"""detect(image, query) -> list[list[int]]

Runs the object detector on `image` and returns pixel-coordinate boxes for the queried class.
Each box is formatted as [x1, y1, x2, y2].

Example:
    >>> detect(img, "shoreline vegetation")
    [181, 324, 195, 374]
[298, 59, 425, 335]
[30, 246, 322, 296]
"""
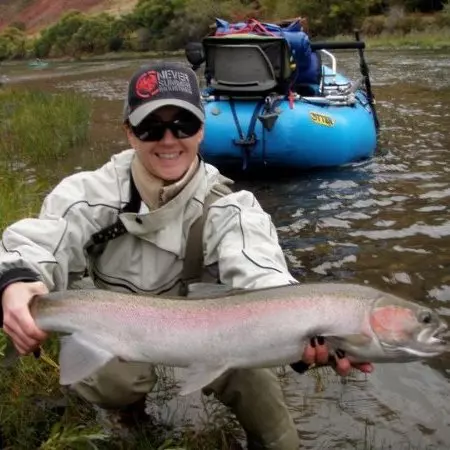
[0, 88, 92, 228]
[1, 28, 448, 74]
[336, 28, 450, 49]
[0, 88, 101, 449]
[0, 1, 449, 63]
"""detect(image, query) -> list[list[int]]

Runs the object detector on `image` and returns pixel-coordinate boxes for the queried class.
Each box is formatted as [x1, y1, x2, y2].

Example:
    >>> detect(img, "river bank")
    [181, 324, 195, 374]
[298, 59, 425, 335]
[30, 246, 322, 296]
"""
[23, 28, 450, 68]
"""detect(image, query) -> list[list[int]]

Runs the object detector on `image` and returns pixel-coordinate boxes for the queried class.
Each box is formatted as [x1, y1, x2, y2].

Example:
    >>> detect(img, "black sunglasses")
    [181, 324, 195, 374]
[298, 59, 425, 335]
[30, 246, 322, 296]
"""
[130, 111, 202, 142]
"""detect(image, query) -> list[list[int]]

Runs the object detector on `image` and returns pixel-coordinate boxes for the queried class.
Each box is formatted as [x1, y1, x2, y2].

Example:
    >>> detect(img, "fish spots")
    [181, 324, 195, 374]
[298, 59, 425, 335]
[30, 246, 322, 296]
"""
[101, 298, 305, 332]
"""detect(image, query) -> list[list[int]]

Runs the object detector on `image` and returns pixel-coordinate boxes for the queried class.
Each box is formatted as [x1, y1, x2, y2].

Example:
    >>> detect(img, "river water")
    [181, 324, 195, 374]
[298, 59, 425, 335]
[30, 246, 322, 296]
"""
[1, 49, 450, 449]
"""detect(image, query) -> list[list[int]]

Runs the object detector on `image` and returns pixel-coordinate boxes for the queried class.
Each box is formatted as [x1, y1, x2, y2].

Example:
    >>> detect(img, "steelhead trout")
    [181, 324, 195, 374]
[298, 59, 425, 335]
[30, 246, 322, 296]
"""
[28, 283, 449, 395]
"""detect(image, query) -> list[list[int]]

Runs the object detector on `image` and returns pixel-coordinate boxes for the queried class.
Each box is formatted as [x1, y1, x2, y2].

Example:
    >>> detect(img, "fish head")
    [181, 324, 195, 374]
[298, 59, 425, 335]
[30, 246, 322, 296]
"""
[368, 294, 449, 361]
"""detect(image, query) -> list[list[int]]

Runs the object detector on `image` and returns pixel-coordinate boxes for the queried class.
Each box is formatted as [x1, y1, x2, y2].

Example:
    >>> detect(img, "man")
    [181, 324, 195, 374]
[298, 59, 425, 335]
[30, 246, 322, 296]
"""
[0, 61, 371, 449]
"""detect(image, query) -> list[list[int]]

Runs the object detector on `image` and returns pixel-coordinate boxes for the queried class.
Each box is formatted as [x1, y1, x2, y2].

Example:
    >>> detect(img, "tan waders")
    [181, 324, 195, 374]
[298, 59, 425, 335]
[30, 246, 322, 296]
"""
[72, 359, 300, 449]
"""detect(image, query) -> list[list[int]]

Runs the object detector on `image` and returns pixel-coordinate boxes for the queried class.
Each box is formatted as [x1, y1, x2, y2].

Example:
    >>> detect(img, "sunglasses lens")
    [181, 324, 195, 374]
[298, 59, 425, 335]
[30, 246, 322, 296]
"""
[132, 122, 165, 141]
[131, 111, 202, 142]
[173, 115, 202, 139]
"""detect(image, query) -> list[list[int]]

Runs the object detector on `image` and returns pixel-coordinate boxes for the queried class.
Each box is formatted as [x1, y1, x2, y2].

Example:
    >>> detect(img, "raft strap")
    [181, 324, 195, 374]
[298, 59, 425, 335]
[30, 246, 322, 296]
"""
[229, 97, 265, 170]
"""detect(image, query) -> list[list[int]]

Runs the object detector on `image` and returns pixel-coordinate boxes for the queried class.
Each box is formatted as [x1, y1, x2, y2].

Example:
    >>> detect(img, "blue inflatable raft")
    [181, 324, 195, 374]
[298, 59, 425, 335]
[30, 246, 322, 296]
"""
[185, 18, 379, 172]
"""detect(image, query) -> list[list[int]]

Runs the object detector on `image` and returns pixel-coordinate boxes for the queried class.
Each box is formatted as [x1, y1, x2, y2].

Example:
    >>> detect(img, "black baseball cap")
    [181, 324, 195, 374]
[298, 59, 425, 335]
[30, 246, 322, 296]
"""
[124, 61, 205, 126]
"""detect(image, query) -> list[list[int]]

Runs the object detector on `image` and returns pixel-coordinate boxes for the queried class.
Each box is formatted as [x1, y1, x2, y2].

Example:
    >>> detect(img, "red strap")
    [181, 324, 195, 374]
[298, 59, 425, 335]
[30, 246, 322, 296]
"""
[288, 90, 295, 109]
[248, 18, 277, 37]
[215, 18, 276, 37]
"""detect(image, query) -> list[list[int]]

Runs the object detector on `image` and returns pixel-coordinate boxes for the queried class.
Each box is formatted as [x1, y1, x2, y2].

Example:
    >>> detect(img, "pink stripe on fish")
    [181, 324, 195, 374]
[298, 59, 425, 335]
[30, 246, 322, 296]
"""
[93, 298, 314, 329]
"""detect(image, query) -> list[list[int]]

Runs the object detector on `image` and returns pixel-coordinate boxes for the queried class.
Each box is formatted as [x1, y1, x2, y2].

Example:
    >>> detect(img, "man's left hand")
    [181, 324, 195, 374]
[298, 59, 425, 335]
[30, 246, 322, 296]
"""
[291, 336, 373, 376]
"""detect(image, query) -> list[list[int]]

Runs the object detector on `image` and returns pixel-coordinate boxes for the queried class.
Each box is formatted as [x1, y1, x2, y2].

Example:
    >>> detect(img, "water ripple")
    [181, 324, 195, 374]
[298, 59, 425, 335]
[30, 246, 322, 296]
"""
[350, 222, 450, 240]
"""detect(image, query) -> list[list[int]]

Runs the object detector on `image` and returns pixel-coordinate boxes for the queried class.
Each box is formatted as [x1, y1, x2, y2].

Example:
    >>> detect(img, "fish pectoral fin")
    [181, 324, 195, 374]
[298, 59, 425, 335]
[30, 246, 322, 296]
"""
[59, 333, 115, 385]
[179, 363, 230, 396]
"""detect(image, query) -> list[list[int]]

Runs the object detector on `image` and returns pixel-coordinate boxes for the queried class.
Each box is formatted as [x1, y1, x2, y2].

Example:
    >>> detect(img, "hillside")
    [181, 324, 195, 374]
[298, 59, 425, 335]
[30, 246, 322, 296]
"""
[0, 0, 138, 33]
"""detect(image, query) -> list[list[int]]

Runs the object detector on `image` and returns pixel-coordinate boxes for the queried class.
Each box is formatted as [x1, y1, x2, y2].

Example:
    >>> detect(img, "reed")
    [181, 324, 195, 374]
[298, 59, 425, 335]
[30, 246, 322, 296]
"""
[334, 27, 450, 49]
[368, 28, 450, 49]
[0, 88, 92, 167]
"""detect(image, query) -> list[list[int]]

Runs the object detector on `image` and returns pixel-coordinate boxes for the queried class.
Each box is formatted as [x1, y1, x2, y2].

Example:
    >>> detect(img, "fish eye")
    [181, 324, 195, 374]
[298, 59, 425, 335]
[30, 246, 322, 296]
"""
[418, 310, 432, 324]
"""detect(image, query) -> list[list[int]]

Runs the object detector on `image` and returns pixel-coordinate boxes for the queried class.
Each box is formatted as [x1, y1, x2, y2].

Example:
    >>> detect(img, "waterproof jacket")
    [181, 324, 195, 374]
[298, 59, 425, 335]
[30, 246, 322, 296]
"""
[0, 149, 296, 324]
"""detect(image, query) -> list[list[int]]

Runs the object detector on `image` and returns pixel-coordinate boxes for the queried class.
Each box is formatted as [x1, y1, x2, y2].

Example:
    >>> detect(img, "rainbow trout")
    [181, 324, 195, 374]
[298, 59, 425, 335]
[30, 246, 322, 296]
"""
[28, 283, 448, 395]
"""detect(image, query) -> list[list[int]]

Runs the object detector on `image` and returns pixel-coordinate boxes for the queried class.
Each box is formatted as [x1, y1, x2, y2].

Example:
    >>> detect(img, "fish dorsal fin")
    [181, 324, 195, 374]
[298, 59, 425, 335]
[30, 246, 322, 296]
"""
[186, 282, 242, 299]
[59, 333, 115, 385]
[179, 363, 230, 395]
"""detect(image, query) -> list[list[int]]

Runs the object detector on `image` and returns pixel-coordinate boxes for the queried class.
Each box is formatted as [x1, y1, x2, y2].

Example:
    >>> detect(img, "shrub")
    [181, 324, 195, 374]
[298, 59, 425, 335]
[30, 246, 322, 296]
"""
[362, 15, 386, 35]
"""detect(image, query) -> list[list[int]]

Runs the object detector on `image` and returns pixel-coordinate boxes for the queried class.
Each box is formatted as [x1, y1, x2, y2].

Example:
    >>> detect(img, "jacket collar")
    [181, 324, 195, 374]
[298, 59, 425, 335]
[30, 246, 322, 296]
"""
[119, 156, 209, 255]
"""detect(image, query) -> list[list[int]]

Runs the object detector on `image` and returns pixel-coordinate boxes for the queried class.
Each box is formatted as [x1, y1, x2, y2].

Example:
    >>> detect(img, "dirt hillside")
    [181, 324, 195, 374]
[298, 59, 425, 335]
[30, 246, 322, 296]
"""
[0, 0, 138, 33]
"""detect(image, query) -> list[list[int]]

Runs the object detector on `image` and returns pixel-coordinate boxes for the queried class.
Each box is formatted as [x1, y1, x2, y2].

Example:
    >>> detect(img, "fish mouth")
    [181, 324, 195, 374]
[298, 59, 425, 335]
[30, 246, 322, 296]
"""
[417, 322, 449, 353]
[429, 323, 449, 346]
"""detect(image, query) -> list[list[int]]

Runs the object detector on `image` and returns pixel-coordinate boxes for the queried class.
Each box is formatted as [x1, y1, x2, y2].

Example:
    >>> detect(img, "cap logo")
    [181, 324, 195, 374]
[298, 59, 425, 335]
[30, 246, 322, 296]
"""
[135, 69, 193, 99]
[135, 70, 160, 98]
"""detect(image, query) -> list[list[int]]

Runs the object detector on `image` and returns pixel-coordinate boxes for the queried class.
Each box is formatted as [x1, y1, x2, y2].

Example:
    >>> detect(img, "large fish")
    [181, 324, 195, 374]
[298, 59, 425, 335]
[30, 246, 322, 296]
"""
[26, 283, 448, 395]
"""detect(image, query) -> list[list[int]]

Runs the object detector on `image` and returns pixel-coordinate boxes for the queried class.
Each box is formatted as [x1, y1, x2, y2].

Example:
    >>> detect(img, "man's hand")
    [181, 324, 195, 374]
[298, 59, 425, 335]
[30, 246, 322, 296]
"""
[292, 336, 373, 376]
[2, 281, 49, 355]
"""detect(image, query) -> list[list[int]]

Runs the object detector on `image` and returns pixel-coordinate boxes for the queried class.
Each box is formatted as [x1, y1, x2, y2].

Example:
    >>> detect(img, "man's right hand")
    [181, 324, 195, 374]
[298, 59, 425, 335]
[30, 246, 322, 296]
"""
[2, 281, 49, 355]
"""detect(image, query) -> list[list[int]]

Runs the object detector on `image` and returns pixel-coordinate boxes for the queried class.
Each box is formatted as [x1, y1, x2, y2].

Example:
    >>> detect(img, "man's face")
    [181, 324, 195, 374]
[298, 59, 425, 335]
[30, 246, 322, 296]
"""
[126, 105, 203, 181]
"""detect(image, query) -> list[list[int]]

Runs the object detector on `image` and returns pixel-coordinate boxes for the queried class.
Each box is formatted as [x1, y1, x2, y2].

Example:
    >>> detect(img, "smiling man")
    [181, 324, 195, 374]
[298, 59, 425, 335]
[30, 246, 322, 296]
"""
[123, 63, 205, 184]
[0, 61, 371, 449]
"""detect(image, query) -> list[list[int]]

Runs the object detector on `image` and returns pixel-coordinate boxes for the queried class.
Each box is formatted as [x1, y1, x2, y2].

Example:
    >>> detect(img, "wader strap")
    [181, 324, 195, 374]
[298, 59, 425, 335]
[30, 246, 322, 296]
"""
[230, 98, 264, 170]
[229, 97, 245, 143]
[88, 176, 141, 249]
[179, 182, 233, 295]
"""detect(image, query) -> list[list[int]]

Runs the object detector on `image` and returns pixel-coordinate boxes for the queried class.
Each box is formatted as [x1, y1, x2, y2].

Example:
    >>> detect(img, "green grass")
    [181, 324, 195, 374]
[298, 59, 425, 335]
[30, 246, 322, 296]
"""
[0, 87, 92, 231]
[0, 168, 52, 231]
[0, 334, 104, 449]
[334, 27, 450, 49]
[366, 28, 450, 49]
[0, 88, 92, 168]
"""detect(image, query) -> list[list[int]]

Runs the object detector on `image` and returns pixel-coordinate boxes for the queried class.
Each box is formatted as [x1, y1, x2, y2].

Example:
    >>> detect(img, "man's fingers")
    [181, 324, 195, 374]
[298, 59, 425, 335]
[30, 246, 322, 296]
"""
[301, 339, 375, 377]
[30, 282, 49, 296]
[9, 331, 40, 355]
[27, 323, 47, 341]
[302, 337, 329, 366]
[334, 350, 352, 376]
[5, 329, 33, 355]
[302, 341, 316, 365]
[3, 320, 44, 355]
[10, 309, 47, 341]
[353, 362, 374, 373]
[14, 335, 41, 355]
[314, 336, 329, 365]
